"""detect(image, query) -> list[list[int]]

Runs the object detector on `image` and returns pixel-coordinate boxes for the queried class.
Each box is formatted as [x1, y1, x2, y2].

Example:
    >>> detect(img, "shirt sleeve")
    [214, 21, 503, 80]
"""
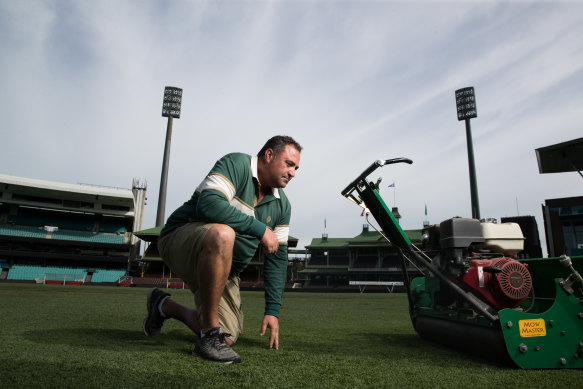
[195, 154, 266, 239]
[263, 243, 288, 317]
[263, 203, 291, 317]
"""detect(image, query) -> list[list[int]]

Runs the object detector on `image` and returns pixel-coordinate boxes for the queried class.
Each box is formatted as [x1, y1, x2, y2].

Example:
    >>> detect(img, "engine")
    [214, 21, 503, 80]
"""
[460, 258, 532, 310]
[422, 217, 531, 310]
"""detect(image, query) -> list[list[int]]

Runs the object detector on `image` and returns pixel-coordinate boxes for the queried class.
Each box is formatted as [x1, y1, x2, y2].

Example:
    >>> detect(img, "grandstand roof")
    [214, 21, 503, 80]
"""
[306, 226, 422, 249]
[0, 173, 136, 218]
[134, 226, 163, 242]
[0, 173, 133, 199]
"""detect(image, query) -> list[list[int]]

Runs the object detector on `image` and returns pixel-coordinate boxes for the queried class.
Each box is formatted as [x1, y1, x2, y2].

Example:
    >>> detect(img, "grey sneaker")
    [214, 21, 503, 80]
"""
[142, 288, 170, 336]
[193, 327, 242, 364]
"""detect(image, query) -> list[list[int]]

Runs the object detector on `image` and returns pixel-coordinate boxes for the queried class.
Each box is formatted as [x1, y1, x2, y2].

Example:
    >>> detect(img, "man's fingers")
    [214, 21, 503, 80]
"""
[262, 244, 278, 254]
[270, 331, 279, 349]
[261, 315, 279, 349]
[260, 227, 279, 254]
[268, 322, 279, 349]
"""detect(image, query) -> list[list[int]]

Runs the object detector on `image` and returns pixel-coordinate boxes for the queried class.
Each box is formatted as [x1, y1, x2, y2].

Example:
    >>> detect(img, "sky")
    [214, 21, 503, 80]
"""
[1, 0, 581, 254]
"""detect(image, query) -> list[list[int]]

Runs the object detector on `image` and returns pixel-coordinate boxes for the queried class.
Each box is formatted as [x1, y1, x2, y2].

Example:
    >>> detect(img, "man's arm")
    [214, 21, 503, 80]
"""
[195, 154, 266, 240]
[263, 242, 288, 317]
[197, 187, 266, 238]
[261, 240, 287, 348]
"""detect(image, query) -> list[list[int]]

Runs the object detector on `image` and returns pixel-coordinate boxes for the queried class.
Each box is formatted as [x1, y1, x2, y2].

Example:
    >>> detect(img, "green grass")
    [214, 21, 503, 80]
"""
[1, 283, 582, 388]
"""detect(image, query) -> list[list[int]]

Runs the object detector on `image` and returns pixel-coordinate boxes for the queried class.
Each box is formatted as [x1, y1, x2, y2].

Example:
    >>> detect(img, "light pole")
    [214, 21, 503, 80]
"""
[156, 86, 182, 227]
[455, 86, 480, 220]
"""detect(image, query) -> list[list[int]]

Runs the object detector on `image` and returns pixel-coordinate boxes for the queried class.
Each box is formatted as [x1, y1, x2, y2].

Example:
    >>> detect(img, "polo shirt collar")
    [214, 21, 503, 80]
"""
[251, 155, 280, 199]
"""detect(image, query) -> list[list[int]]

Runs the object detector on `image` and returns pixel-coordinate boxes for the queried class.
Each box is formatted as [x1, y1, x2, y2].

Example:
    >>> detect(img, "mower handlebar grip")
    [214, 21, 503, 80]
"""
[341, 158, 413, 197]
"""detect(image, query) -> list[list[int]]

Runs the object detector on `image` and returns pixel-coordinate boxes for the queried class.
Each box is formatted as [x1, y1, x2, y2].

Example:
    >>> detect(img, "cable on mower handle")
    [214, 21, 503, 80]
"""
[341, 158, 413, 199]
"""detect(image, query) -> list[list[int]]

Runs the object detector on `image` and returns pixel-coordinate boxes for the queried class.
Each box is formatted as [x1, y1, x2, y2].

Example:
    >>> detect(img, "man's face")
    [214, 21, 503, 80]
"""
[264, 145, 300, 188]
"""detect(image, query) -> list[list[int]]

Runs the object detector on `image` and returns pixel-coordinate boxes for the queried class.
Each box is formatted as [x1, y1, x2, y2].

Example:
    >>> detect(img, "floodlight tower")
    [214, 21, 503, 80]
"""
[455, 86, 480, 220]
[156, 86, 182, 227]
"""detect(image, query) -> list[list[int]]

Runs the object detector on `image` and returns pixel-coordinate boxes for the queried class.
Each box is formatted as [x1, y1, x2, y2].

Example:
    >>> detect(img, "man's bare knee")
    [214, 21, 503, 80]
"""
[203, 224, 235, 251]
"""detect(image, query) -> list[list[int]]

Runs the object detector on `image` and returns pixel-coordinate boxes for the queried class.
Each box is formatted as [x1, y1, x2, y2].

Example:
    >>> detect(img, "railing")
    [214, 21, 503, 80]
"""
[349, 280, 404, 293]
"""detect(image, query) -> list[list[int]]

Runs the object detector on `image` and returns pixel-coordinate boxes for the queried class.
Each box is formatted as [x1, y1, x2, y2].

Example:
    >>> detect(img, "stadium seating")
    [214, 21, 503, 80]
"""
[52, 230, 126, 244]
[90, 269, 126, 283]
[0, 225, 125, 244]
[0, 224, 126, 244]
[1, 174, 143, 279]
[5, 264, 129, 283]
[6, 264, 88, 281]
[0, 225, 47, 239]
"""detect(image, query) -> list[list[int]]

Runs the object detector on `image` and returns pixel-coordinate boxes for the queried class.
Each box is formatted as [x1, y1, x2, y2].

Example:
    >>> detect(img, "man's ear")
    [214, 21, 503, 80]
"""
[264, 148, 275, 162]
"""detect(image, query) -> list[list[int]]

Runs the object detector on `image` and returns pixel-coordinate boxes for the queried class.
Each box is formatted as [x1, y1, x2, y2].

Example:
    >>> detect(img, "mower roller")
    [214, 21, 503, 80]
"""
[341, 158, 583, 369]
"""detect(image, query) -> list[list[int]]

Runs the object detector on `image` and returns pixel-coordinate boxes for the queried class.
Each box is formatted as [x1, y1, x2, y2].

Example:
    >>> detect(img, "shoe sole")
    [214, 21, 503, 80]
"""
[143, 288, 162, 336]
[142, 318, 154, 337]
[192, 350, 241, 364]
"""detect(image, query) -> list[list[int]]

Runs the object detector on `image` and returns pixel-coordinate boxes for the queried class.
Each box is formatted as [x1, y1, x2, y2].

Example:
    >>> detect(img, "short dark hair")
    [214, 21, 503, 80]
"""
[257, 135, 302, 159]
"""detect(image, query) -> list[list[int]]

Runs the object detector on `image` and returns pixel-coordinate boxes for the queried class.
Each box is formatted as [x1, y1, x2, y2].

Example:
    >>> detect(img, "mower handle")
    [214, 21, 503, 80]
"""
[341, 157, 413, 197]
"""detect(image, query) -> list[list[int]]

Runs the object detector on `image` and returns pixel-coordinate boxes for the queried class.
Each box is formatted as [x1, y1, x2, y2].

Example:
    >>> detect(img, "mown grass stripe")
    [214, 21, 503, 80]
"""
[0, 284, 581, 388]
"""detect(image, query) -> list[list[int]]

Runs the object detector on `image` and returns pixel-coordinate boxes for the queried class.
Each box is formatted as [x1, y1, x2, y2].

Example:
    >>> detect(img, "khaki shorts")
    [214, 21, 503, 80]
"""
[158, 222, 244, 342]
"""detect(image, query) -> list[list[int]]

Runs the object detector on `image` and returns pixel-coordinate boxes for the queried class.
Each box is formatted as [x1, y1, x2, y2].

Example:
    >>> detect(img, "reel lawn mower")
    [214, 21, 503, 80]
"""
[341, 158, 583, 369]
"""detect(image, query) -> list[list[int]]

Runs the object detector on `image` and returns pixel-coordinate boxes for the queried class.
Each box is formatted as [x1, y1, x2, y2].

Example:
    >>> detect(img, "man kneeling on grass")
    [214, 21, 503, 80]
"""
[142, 135, 302, 364]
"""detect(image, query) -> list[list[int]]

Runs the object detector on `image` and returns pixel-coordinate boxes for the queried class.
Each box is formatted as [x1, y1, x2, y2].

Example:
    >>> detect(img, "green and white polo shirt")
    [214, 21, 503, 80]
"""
[160, 152, 291, 317]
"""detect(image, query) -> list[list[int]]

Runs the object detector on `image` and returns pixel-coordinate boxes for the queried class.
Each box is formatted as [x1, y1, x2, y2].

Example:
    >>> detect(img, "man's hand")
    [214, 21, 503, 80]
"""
[259, 315, 279, 349]
[260, 227, 279, 254]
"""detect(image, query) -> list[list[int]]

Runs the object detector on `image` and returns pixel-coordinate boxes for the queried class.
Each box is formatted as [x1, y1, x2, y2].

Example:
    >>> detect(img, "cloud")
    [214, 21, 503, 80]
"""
[1, 0, 582, 254]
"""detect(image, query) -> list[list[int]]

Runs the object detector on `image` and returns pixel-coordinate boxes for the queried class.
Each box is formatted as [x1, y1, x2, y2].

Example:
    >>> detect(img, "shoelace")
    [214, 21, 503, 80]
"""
[211, 331, 232, 349]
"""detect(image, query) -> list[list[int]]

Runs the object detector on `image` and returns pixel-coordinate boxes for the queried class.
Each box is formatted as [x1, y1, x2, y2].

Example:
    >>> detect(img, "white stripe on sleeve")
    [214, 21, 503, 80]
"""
[274, 225, 289, 244]
[197, 174, 236, 201]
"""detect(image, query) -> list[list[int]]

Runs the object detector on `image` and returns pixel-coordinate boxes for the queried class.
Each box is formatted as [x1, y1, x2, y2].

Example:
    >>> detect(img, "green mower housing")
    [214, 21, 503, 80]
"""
[341, 158, 583, 369]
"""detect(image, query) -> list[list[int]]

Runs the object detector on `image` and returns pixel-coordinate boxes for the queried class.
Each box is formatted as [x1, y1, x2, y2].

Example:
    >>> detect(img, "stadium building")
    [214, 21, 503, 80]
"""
[300, 221, 423, 292]
[0, 174, 146, 284]
[2, 135, 580, 290]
